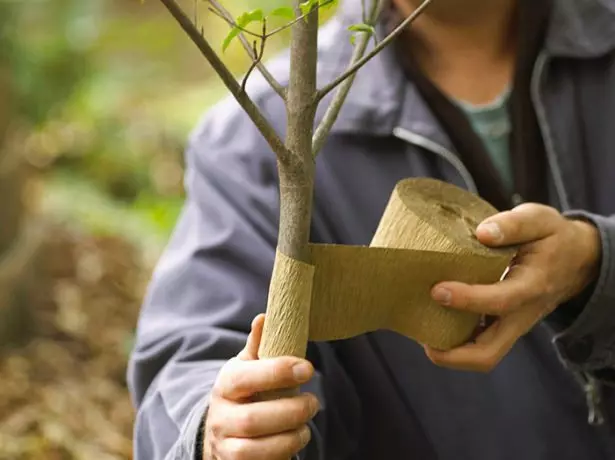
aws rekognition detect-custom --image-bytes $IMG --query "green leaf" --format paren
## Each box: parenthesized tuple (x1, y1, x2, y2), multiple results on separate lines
(348, 23, 375, 34)
(221, 9, 265, 52)
(222, 26, 241, 52)
(348, 22, 375, 46)
(236, 9, 264, 28)
(320, 0, 338, 9)
(299, 0, 318, 16)
(268, 7, 295, 20)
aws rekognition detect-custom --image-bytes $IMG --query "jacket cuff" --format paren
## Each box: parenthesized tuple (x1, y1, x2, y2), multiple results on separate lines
(552, 211, 615, 376)
(193, 403, 208, 460)
(166, 393, 211, 460)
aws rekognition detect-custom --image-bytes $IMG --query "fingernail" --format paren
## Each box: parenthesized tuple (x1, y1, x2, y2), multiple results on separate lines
(479, 222, 502, 242)
(310, 395, 321, 416)
(433, 287, 452, 305)
(293, 362, 312, 381)
(299, 425, 312, 446)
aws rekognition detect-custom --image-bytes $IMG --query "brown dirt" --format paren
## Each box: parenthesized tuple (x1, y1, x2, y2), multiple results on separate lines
(0, 223, 149, 459)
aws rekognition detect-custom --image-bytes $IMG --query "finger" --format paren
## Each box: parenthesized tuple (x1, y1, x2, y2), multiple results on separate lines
(218, 393, 320, 438)
(424, 316, 523, 372)
(477, 203, 561, 247)
(219, 425, 311, 460)
(215, 357, 314, 400)
(431, 264, 546, 315)
(238, 314, 266, 361)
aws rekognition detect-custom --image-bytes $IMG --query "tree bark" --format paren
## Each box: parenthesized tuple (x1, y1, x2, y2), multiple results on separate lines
(257, 4, 319, 402)
(277, 0, 319, 260)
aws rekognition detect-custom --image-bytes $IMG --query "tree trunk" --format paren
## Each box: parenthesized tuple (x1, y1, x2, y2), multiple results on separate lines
(257, 3, 319, 400)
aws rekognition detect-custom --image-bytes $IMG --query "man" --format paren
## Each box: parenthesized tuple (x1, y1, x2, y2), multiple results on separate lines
(128, 0, 615, 458)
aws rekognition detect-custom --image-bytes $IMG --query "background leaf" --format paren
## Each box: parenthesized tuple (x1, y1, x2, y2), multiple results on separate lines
(348, 23, 375, 34)
(268, 6, 295, 20)
(222, 26, 241, 52)
(221, 9, 265, 52)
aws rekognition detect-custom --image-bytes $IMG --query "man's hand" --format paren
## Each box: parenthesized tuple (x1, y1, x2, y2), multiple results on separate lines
(203, 314, 320, 460)
(426, 203, 601, 373)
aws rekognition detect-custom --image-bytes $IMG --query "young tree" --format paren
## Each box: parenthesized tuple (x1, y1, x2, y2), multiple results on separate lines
(155, 0, 511, 403)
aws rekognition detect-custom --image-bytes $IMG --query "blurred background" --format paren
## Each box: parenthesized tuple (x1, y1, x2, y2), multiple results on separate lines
(0, 0, 336, 458)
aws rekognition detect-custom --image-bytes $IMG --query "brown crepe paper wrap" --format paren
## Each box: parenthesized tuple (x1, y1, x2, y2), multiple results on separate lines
(259, 178, 516, 360)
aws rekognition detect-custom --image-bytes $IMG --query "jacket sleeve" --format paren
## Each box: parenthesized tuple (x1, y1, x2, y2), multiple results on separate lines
(551, 211, 615, 383)
(126, 97, 361, 459)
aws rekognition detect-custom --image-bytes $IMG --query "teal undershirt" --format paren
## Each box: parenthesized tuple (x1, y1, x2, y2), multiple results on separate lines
(455, 90, 514, 192)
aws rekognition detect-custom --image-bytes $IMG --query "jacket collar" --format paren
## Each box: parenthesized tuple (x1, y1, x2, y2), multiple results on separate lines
(545, 0, 615, 58)
(337, 0, 615, 58)
(322, 0, 615, 137)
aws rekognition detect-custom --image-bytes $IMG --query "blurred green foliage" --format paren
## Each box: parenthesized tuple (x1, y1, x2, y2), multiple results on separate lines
(2, 0, 337, 252)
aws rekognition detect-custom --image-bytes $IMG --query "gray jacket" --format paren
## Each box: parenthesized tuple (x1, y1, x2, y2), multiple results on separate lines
(128, 0, 615, 458)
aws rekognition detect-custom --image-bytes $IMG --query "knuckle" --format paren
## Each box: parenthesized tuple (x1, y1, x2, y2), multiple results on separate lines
(455, 292, 470, 309)
(534, 270, 554, 298)
(295, 425, 312, 450)
(306, 394, 319, 416)
(224, 439, 250, 460)
(215, 361, 240, 395)
(235, 410, 256, 435)
(514, 202, 537, 213)
(225, 368, 250, 397)
(500, 216, 520, 239)
(543, 280, 557, 298)
(492, 296, 510, 313)
(295, 396, 316, 423)
(212, 373, 226, 397)
(270, 360, 287, 382)
(480, 352, 500, 373)
(224, 374, 241, 397)
(545, 206, 562, 220)
(207, 414, 224, 439)
(270, 357, 295, 382)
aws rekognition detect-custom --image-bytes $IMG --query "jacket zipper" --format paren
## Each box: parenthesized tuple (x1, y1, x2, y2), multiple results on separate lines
(530, 53, 571, 211)
(392, 127, 478, 194)
(530, 51, 604, 427)
(392, 127, 524, 207)
(393, 56, 604, 426)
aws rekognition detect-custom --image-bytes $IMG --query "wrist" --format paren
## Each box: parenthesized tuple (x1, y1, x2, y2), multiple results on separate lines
(570, 219, 601, 293)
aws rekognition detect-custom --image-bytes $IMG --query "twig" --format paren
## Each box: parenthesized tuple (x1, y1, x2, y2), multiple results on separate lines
(159, 0, 290, 162)
(265, 0, 336, 38)
(207, 7, 262, 39)
(316, 0, 432, 101)
(242, 20, 268, 93)
(208, 0, 286, 100)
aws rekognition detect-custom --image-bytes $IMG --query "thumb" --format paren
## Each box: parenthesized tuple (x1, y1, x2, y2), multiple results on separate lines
(237, 314, 265, 361)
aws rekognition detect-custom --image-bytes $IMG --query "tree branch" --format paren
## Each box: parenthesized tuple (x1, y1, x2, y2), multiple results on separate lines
(208, 0, 287, 100)
(315, 0, 432, 102)
(312, 0, 382, 155)
(265, 0, 336, 38)
(242, 20, 268, 92)
(159, 0, 289, 161)
(207, 7, 262, 39)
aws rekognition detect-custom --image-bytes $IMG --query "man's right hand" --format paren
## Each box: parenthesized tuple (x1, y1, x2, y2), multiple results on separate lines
(203, 314, 320, 460)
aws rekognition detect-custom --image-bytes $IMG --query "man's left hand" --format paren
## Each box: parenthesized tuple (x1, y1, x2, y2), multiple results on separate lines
(426, 203, 601, 372)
